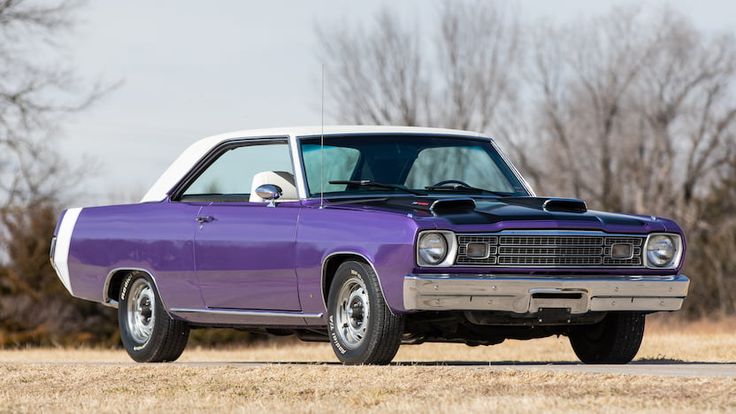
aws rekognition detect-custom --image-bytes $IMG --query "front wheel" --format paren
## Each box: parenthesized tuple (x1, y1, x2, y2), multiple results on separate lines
(327, 261, 404, 365)
(569, 312, 645, 364)
(118, 272, 190, 362)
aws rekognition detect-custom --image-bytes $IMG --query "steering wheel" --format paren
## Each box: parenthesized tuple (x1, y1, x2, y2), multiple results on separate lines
(428, 179, 473, 188)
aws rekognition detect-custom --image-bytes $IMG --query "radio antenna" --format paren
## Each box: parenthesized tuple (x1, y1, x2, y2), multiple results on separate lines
(320, 63, 325, 209)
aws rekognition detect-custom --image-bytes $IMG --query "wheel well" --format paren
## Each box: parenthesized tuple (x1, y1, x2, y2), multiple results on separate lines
(322, 253, 369, 307)
(105, 269, 143, 303)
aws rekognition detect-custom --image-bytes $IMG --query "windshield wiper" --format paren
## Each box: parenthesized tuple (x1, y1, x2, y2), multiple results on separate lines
(425, 183, 511, 197)
(329, 180, 424, 195)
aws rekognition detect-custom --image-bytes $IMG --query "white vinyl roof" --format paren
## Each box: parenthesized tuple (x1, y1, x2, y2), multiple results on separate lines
(140, 125, 488, 202)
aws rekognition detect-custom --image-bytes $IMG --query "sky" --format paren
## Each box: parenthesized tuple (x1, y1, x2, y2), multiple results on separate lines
(59, 0, 736, 205)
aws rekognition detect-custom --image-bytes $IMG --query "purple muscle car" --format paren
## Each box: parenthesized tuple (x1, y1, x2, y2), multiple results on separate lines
(50, 126, 689, 364)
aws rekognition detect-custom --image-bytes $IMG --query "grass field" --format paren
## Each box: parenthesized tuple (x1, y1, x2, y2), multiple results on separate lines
(0, 317, 734, 413)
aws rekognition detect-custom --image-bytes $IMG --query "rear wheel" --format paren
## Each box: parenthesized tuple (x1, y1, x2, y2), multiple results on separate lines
(118, 272, 189, 362)
(327, 260, 404, 365)
(569, 312, 645, 364)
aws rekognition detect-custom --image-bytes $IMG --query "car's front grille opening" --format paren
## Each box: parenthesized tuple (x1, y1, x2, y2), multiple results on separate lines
(455, 233, 645, 268)
(498, 246, 603, 256)
(499, 235, 603, 246)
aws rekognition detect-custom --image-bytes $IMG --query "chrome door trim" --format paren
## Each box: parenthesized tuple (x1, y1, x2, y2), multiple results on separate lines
(169, 307, 323, 319)
(288, 134, 309, 199)
(168, 136, 291, 201)
(490, 139, 536, 196)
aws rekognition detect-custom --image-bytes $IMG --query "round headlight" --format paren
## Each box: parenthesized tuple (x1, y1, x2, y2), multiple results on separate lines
(418, 233, 448, 265)
(646, 235, 676, 267)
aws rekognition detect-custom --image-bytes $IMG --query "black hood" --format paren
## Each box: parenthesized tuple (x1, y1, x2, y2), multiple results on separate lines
(328, 196, 657, 229)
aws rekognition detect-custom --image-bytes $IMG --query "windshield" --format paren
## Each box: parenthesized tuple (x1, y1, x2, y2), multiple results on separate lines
(299, 135, 529, 198)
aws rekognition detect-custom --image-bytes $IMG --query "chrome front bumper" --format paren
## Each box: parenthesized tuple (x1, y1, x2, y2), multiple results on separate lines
(403, 274, 690, 314)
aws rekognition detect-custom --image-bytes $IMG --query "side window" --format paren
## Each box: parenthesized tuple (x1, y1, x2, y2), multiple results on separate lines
(302, 144, 361, 194)
(181, 142, 294, 202)
(405, 146, 516, 192)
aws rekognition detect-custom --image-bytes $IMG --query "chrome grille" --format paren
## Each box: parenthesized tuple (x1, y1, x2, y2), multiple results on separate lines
(455, 233, 644, 267)
(498, 246, 603, 256)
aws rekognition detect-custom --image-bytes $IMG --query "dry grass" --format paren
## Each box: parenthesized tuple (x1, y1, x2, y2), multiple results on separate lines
(0, 317, 734, 413)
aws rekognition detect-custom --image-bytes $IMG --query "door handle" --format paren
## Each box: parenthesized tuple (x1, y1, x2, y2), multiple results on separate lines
(195, 215, 215, 224)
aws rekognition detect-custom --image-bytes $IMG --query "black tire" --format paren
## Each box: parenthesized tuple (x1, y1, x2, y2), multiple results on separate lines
(118, 272, 190, 363)
(327, 260, 404, 365)
(569, 312, 645, 364)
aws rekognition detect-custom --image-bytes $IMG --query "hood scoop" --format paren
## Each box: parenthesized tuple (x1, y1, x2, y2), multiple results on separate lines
(380, 197, 476, 214)
(543, 198, 587, 213)
(430, 198, 477, 214)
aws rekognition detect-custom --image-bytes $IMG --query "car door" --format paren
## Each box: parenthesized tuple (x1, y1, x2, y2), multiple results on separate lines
(178, 138, 301, 311)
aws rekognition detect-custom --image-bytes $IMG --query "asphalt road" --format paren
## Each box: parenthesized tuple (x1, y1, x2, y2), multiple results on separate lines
(169, 361, 736, 377)
(16, 360, 735, 378)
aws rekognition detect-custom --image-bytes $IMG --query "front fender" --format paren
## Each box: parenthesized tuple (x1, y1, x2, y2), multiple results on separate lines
(296, 207, 419, 317)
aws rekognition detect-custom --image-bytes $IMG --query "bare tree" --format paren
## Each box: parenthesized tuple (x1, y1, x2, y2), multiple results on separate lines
(318, 1, 522, 135)
(0, 0, 116, 346)
(317, 11, 429, 125)
(531, 8, 736, 215)
(637, 12, 736, 219)
(0, 0, 109, 206)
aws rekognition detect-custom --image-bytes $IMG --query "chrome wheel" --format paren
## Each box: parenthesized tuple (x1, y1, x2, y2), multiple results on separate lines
(335, 276, 370, 349)
(126, 278, 155, 345)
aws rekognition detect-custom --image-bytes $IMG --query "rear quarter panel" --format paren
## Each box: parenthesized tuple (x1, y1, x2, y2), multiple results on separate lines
(65, 201, 204, 310)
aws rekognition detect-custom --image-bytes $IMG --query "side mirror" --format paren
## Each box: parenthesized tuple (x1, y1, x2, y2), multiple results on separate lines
(256, 184, 282, 207)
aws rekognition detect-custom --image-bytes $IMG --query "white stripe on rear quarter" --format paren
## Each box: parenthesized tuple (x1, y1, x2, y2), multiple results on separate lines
(53, 207, 82, 295)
